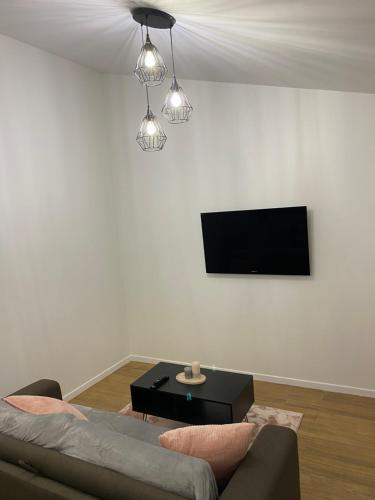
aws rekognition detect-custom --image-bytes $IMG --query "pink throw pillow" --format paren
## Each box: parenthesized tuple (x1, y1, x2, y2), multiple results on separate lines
(159, 422, 255, 487)
(2, 396, 88, 421)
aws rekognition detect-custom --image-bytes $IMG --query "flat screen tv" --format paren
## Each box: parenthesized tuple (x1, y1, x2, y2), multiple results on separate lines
(200, 206, 310, 276)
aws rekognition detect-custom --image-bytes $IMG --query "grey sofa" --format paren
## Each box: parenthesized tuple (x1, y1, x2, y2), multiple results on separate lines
(0, 379, 301, 500)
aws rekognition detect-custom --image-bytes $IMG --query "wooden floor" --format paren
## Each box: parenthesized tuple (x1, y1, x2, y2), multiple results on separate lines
(71, 362, 375, 500)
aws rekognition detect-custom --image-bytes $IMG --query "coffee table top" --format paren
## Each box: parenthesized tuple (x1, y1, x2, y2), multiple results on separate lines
(131, 362, 253, 405)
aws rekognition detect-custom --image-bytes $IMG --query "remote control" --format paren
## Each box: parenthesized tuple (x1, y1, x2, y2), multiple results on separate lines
(150, 375, 169, 390)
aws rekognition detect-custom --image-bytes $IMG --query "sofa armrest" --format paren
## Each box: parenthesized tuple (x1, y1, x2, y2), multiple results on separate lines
(220, 425, 301, 500)
(8, 380, 63, 400)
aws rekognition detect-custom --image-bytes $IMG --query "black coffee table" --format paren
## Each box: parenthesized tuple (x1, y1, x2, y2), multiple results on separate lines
(130, 362, 254, 425)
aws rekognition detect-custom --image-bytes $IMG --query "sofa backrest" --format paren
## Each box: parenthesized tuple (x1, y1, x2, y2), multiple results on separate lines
(0, 379, 185, 500)
(0, 459, 96, 499)
(7, 379, 63, 400)
(0, 431, 184, 500)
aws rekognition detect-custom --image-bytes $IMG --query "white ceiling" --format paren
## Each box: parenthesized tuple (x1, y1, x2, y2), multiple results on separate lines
(1, 0, 375, 93)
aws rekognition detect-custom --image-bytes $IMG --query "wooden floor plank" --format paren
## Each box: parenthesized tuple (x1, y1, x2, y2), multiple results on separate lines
(71, 361, 375, 500)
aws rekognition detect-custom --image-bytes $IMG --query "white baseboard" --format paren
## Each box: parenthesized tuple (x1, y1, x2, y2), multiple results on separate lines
(64, 353, 375, 400)
(129, 354, 375, 398)
(63, 355, 132, 401)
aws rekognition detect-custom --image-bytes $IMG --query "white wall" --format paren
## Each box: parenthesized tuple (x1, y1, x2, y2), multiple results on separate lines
(1, 32, 374, 398)
(0, 34, 127, 397)
(107, 75, 375, 395)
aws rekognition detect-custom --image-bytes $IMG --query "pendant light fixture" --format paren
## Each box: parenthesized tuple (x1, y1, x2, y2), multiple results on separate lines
(136, 86, 167, 152)
(162, 28, 193, 124)
(132, 7, 193, 151)
(134, 26, 167, 87)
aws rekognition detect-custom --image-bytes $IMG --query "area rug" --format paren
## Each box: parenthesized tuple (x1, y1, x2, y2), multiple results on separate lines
(119, 403, 303, 444)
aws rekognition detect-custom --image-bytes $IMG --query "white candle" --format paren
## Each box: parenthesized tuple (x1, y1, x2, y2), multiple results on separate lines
(191, 361, 200, 378)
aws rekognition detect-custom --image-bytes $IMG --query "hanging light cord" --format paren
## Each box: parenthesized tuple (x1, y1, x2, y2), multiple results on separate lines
(141, 23, 145, 45)
(145, 83, 151, 114)
(140, 24, 151, 114)
(169, 27, 176, 78)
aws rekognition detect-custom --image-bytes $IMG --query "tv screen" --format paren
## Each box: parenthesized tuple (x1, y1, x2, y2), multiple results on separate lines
(200, 206, 310, 276)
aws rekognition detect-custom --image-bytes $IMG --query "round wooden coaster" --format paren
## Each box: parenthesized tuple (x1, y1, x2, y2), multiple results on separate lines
(176, 372, 207, 385)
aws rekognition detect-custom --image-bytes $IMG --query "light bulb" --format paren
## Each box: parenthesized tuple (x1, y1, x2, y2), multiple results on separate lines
(146, 120, 157, 135)
(144, 50, 156, 68)
(170, 91, 182, 108)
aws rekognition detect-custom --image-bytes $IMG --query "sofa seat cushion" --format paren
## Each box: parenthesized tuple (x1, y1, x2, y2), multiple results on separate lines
(73, 404, 169, 446)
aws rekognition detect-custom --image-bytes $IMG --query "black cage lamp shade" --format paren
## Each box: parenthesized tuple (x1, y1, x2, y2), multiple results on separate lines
(136, 107, 167, 152)
(162, 76, 193, 124)
(134, 33, 167, 87)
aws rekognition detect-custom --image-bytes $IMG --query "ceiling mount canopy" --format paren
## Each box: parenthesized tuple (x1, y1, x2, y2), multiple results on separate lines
(131, 7, 176, 30)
